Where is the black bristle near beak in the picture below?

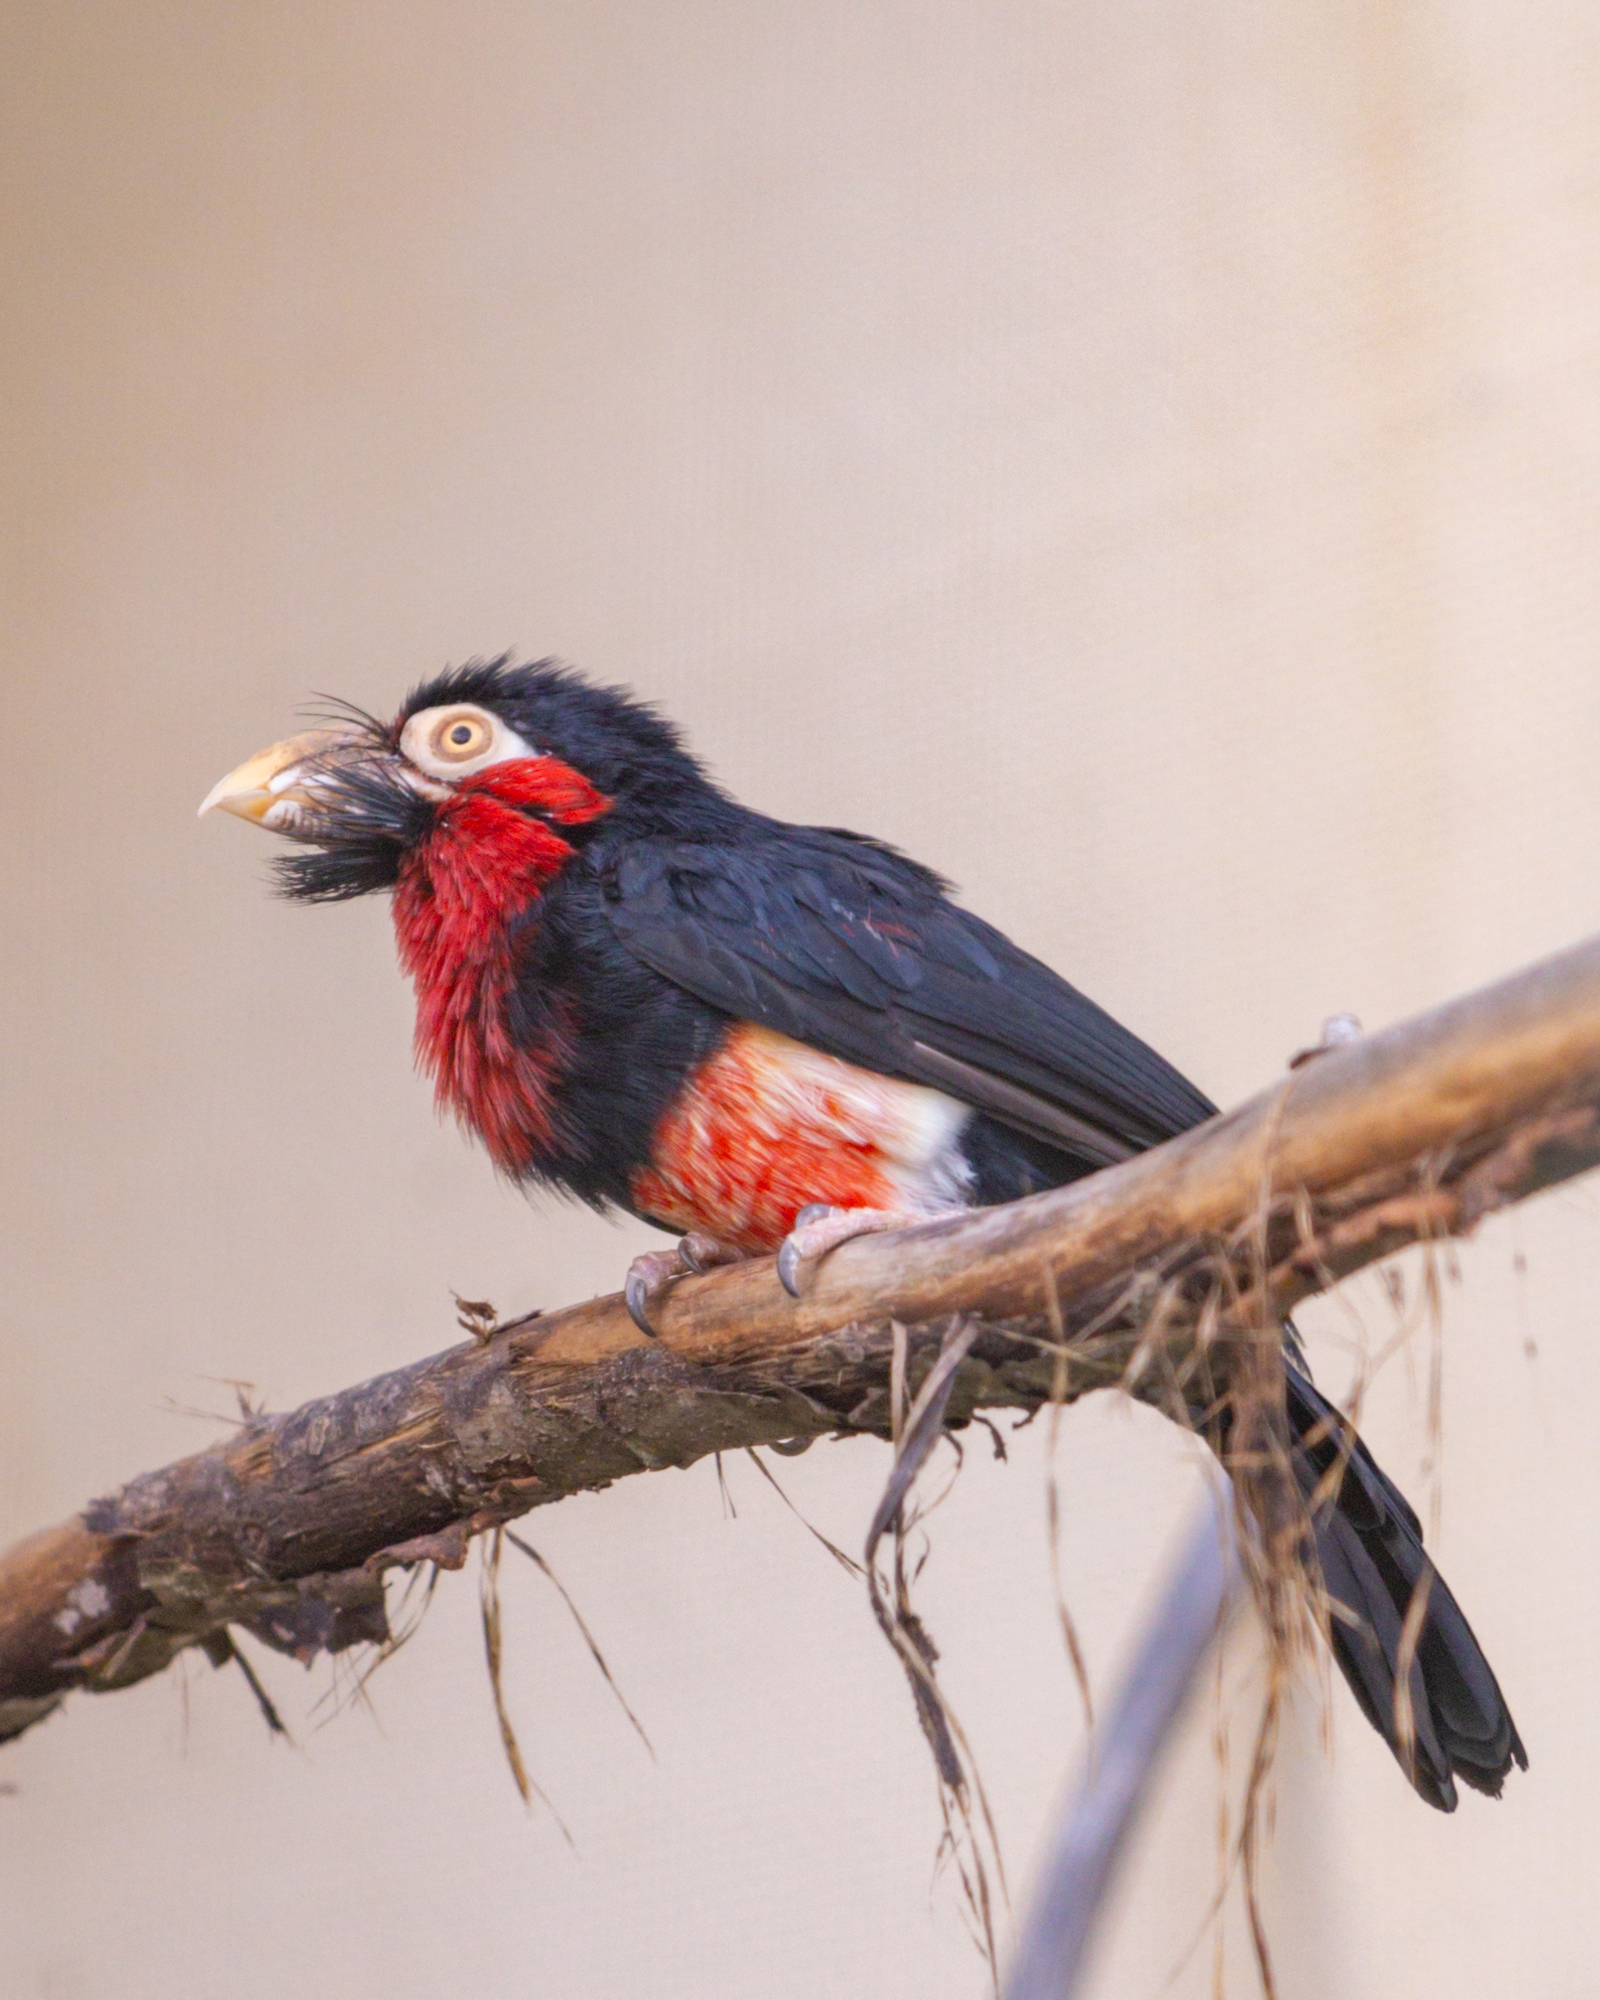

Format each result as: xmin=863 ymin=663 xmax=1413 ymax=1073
xmin=273 ymin=751 xmax=434 ymax=903
xmin=296 ymin=693 xmax=396 ymax=743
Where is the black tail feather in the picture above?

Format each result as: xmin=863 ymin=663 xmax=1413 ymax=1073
xmin=1285 ymin=1370 xmax=1526 ymax=1812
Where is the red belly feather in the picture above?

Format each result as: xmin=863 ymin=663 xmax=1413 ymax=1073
xmin=629 ymin=1023 xmax=971 ymax=1254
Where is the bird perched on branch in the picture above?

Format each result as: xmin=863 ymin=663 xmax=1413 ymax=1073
xmin=203 ymin=656 xmax=1524 ymax=1811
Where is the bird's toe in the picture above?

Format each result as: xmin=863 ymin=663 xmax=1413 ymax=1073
xmin=624 ymin=1249 xmax=684 ymax=1336
xmin=775 ymin=1234 xmax=813 ymax=1298
xmin=776 ymin=1204 xmax=933 ymax=1297
xmin=625 ymin=1237 xmax=744 ymax=1332
xmin=678 ymin=1231 xmax=742 ymax=1277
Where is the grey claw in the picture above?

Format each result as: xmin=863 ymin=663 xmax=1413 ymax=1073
xmin=779 ymin=1206 xmax=839 ymax=1296
xmin=777 ymin=1237 xmax=808 ymax=1298
xmin=624 ymin=1270 xmax=661 ymax=1337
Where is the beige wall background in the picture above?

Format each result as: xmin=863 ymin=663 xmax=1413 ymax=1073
xmin=5 ymin=3 xmax=1600 ymax=1994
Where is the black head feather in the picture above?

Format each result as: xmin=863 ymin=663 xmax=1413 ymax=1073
xmin=274 ymin=657 xmax=732 ymax=903
xmin=397 ymin=656 xmax=727 ymax=823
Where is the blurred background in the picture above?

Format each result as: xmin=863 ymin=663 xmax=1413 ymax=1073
xmin=4 ymin=3 xmax=1600 ymax=1994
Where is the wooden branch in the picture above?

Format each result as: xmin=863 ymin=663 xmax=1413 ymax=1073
xmin=5 ymin=934 xmax=1600 ymax=1745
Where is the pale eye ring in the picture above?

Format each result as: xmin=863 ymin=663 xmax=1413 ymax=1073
xmin=399 ymin=700 xmax=532 ymax=782
xmin=426 ymin=709 xmax=494 ymax=763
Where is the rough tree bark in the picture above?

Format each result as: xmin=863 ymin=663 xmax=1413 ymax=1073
xmin=4 ymin=934 xmax=1600 ymax=1746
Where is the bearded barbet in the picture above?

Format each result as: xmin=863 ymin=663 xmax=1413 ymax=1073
xmin=202 ymin=656 xmax=1524 ymax=1811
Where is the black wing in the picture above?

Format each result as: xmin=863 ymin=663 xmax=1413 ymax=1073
xmin=599 ymin=826 xmax=1215 ymax=1171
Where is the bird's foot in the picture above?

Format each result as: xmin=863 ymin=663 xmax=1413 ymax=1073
xmin=624 ymin=1233 xmax=743 ymax=1337
xmin=776 ymin=1202 xmax=950 ymax=1298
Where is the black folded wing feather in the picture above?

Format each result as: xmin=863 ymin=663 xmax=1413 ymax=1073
xmin=599 ymin=827 xmax=1216 ymax=1170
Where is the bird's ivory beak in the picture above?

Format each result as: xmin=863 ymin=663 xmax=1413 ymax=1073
xmin=198 ymin=729 xmax=356 ymax=831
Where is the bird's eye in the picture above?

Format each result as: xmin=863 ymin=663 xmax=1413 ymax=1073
xmin=427 ymin=710 xmax=495 ymax=763
xmin=398 ymin=701 xmax=534 ymax=784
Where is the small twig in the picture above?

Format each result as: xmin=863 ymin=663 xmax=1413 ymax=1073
xmin=454 ymin=1294 xmax=500 ymax=1345
xmin=503 ymin=1530 xmax=655 ymax=1759
xmin=221 ymin=1632 xmax=290 ymax=1741
xmin=741 ymin=1450 xmax=863 ymax=1578
xmin=1042 ymin=1261 xmax=1095 ymax=1735
xmin=865 ymin=1318 xmax=1009 ymax=1993
xmin=479 ymin=1530 xmax=572 ymax=1842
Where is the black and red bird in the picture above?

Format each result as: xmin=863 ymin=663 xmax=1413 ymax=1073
xmin=203 ymin=656 xmax=1524 ymax=1812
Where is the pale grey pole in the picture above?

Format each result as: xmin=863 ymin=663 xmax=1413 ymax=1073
xmin=1003 ymin=1486 xmax=1243 ymax=2000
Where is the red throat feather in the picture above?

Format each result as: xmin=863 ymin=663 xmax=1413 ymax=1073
xmin=391 ymin=758 xmax=609 ymax=1173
